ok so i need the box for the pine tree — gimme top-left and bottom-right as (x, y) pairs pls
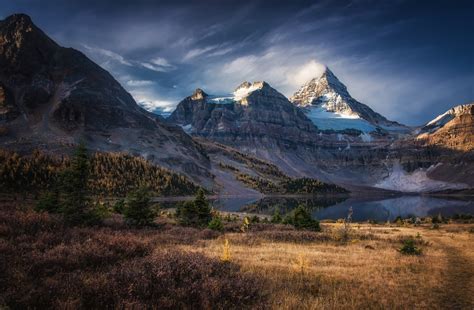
(123, 187), (156, 226)
(59, 143), (91, 224)
(271, 208), (283, 223)
(283, 205), (320, 231)
(194, 188), (212, 225)
(176, 188), (212, 227)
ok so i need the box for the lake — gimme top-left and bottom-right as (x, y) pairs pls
(160, 195), (474, 221)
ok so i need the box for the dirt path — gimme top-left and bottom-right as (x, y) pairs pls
(435, 236), (474, 309)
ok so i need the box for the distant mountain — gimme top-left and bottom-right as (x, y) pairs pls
(290, 67), (408, 134)
(168, 81), (318, 148)
(416, 103), (474, 152)
(0, 14), (211, 183)
(168, 76), (474, 193)
(1, 13), (471, 194)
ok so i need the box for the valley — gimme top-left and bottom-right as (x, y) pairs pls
(0, 10), (473, 310)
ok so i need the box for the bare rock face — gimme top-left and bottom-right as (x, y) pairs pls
(0, 14), (211, 183)
(168, 81), (393, 184)
(416, 103), (474, 152)
(169, 81), (318, 150)
(168, 75), (474, 192)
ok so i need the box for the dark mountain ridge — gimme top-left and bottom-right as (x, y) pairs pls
(0, 14), (212, 185)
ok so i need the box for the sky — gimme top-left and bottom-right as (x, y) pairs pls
(1, 0), (473, 125)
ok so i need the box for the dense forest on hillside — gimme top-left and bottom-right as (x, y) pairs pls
(0, 150), (199, 196)
(236, 173), (348, 195)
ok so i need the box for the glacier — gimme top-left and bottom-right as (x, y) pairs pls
(304, 106), (377, 132)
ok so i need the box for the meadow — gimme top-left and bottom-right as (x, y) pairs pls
(1, 198), (473, 309)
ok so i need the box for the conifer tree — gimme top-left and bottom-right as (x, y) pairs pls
(176, 188), (212, 227)
(123, 187), (155, 226)
(60, 143), (91, 224)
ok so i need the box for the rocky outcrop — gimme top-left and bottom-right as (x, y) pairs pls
(416, 103), (474, 152)
(168, 81), (395, 185)
(0, 14), (211, 183)
(169, 81), (318, 148)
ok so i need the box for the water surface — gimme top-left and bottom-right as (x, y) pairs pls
(161, 195), (474, 221)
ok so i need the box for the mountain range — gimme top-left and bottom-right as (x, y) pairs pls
(1, 14), (473, 195)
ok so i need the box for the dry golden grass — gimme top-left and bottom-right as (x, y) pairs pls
(179, 223), (474, 309)
(1, 198), (473, 309)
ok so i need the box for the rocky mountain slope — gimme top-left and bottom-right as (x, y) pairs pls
(1, 14), (471, 195)
(168, 82), (335, 178)
(168, 73), (473, 193)
(416, 103), (474, 152)
(168, 80), (397, 187)
(290, 67), (408, 134)
(0, 14), (211, 184)
(168, 82), (317, 144)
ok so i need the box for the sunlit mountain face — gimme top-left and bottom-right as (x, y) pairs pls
(2, 0), (472, 126)
(0, 3), (473, 309)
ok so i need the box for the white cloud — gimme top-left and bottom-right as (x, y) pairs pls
(82, 44), (133, 66)
(285, 60), (326, 89)
(140, 56), (176, 72)
(207, 47), (234, 57)
(138, 99), (175, 112)
(183, 45), (218, 61)
(150, 57), (173, 67)
(129, 90), (176, 113)
(126, 80), (155, 87)
(203, 47), (327, 97)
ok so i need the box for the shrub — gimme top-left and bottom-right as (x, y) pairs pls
(271, 208), (283, 224)
(35, 191), (59, 213)
(250, 215), (260, 223)
(399, 239), (422, 255)
(431, 213), (444, 224)
(113, 199), (125, 214)
(240, 216), (250, 232)
(123, 187), (156, 226)
(86, 201), (111, 225)
(283, 206), (320, 231)
(208, 216), (224, 231)
(87, 251), (264, 309)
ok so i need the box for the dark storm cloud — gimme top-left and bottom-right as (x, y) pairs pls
(1, 0), (473, 124)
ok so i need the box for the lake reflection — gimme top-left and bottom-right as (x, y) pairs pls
(162, 195), (474, 221)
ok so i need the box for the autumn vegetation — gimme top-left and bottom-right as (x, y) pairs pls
(1, 197), (473, 309)
(0, 148), (200, 196)
(1, 145), (473, 309)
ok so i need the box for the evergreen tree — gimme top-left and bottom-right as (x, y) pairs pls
(194, 188), (212, 225)
(176, 188), (212, 227)
(283, 205), (320, 231)
(123, 187), (156, 226)
(35, 191), (59, 213)
(271, 208), (283, 223)
(59, 143), (91, 224)
(208, 216), (224, 231)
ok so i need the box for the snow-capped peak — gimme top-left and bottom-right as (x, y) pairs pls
(421, 103), (474, 133)
(233, 81), (266, 101)
(290, 66), (406, 133)
(291, 67), (350, 108)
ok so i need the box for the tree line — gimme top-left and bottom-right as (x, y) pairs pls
(236, 173), (347, 194)
(0, 148), (200, 196)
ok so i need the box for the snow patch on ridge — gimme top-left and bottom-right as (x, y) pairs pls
(374, 163), (468, 192)
(180, 124), (194, 133)
(304, 106), (376, 132)
(207, 95), (235, 104)
(233, 82), (263, 101)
